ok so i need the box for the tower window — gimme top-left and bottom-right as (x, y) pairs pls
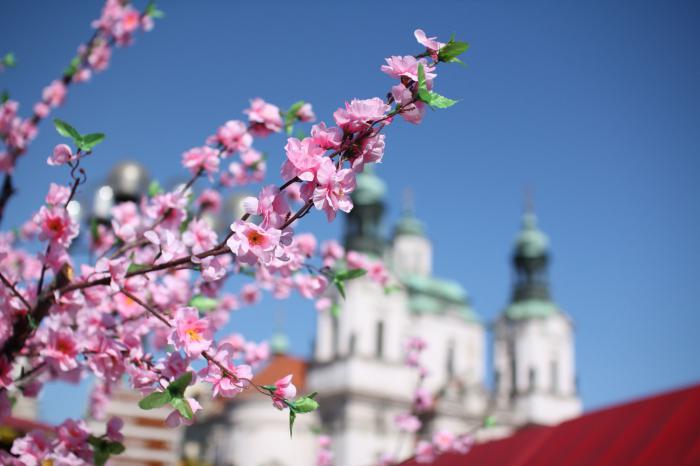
(550, 360), (559, 394)
(348, 333), (356, 356)
(528, 367), (537, 393)
(446, 341), (455, 377)
(375, 321), (384, 359)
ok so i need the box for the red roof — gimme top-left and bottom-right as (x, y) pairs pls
(401, 383), (700, 466)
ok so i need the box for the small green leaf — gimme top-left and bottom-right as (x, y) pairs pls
(284, 100), (306, 135)
(2, 53), (16, 68)
(87, 435), (101, 448)
(170, 396), (193, 420)
(148, 180), (163, 197)
(292, 393), (319, 413)
(261, 384), (277, 391)
(54, 118), (81, 142)
(90, 218), (100, 240)
(1, 91), (9, 104)
(167, 371), (193, 398)
(288, 410), (296, 438)
(330, 303), (341, 318)
(127, 263), (149, 274)
(94, 449), (110, 466)
(484, 415), (496, 428)
(334, 280), (346, 299)
(439, 40), (470, 63)
(189, 295), (219, 312)
(138, 390), (172, 410)
(145, 1), (165, 18)
(335, 268), (366, 281)
(64, 56), (81, 78)
(78, 132), (105, 151)
(427, 92), (458, 109)
(416, 64), (432, 104)
(107, 442), (125, 454)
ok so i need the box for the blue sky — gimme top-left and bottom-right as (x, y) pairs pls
(2, 0), (699, 424)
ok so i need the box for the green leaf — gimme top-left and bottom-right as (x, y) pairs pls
(145, 1), (165, 18)
(427, 92), (458, 109)
(417, 64), (432, 104)
(2, 53), (16, 68)
(261, 384), (277, 391)
(292, 393), (319, 413)
(148, 180), (164, 197)
(127, 263), (149, 274)
(1, 91), (8, 104)
(288, 410), (296, 438)
(439, 40), (470, 63)
(334, 280), (346, 299)
(107, 441), (125, 454)
(484, 415), (496, 428)
(170, 396), (193, 420)
(138, 390), (172, 410)
(54, 118), (81, 142)
(335, 268), (366, 281)
(284, 100), (306, 135)
(189, 295), (219, 312)
(78, 132), (105, 151)
(94, 449), (110, 466)
(167, 371), (193, 398)
(330, 303), (341, 318)
(64, 56), (81, 79)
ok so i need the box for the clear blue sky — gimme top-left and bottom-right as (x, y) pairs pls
(2, 0), (699, 424)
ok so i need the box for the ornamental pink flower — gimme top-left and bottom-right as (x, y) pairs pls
(391, 83), (426, 125)
(44, 329), (80, 372)
(414, 29), (445, 55)
(86, 335), (125, 382)
(381, 56), (436, 83)
(95, 256), (129, 292)
(294, 233), (317, 257)
(182, 218), (217, 255)
(333, 98), (390, 132)
(415, 440), (436, 464)
(295, 274), (329, 299)
(271, 374), (297, 410)
(432, 430), (455, 452)
(352, 134), (386, 172)
(195, 188), (222, 214)
(414, 387), (434, 412)
(281, 137), (325, 181)
(297, 103), (316, 122)
(227, 220), (282, 266)
(195, 255), (227, 282)
(213, 120), (253, 154)
(310, 122), (343, 150)
(201, 343), (252, 398)
(47, 143), (74, 166)
(182, 146), (220, 176)
(34, 205), (79, 248)
(321, 240), (344, 267)
(169, 307), (213, 357)
(10, 430), (51, 465)
(244, 98), (283, 136)
(42, 80), (67, 108)
(394, 413), (422, 433)
(313, 158), (356, 222)
(45, 183), (71, 205)
(106, 417), (124, 442)
(33, 102), (50, 118)
(243, 185), (289, 229)
(111, 201), (140, 242)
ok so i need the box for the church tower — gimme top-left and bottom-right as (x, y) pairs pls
(492, 206), (582, 426)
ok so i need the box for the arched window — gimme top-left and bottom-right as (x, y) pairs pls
(375, 321), (384, 359)
(550, 360), (559, 394)
(528, 367), (537, 393)
(446, 340), (455, 377)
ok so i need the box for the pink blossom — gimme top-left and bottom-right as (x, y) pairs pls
(213, 120), (252, 154)
(194, 255), (227, 282)
(415, 29), (445, 54)
(47, 143), (75, 166)
(321, 240), (345, 267)
(86, 334), (125, 382)
(33, 102), (50, 118)
(243, 185), (289, 229)
(333, 97), (390, 132)
(244, 98), (283, 136)
(169, 307), (213, 357)
(182, 146), (220, 176)
(415, 440), (436, 463)
(106, 416), (124, 442)
(352, 134), (386, 172)
(201, 343), (252, 398)
(44, 329), (80, 372)
(310, 122), (343, 150)
(88, 40), (112, 71)
(240, 283), (261, 305)
(315, 297), (332, 313)
(45, 183), (71, 205)
(295, 274), (329, 299)
(195, 188), (222, 214)
(313, 158), (356, 221)
(394, 413), (422, 433)
(42, 80), (67, 108)
(10, 430), (51, 465)
(294, 233), (317, 257)
(111, 201), (141, 242)
(34, 205), (78, 248)
(414, 387), (434, 412)
(432, 430), (455, 452)
(183, 218), (217, 255)
(297, 102), (316, 122)
(381, 56), (436, 83)
(95, 256), (129, 292)
(281, 137), (325, 181)
(227, 220), (282, 266)
(452, 434), (474, 454)
(271, 374), (297, 409)
(392, 83), (426, 124)
(145, 190), (189, 229)
(244, 340), (269, 366)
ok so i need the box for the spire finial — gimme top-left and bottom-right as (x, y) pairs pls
(523, 185), (535, 214)
(271, 308), (289, 355)
(402, 188), (415, 216)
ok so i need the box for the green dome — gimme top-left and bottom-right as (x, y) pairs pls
(394, 214), (426, 237)
(270, 332), (289, 354)
(352, 166), (387, 205)
(515, 212), (549, 258)
(504, 299), (558, 320)
(402, 274), (480, 322)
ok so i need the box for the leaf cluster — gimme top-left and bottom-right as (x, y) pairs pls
(54, 118), (105, 152)
(138, 372), (194, 420)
